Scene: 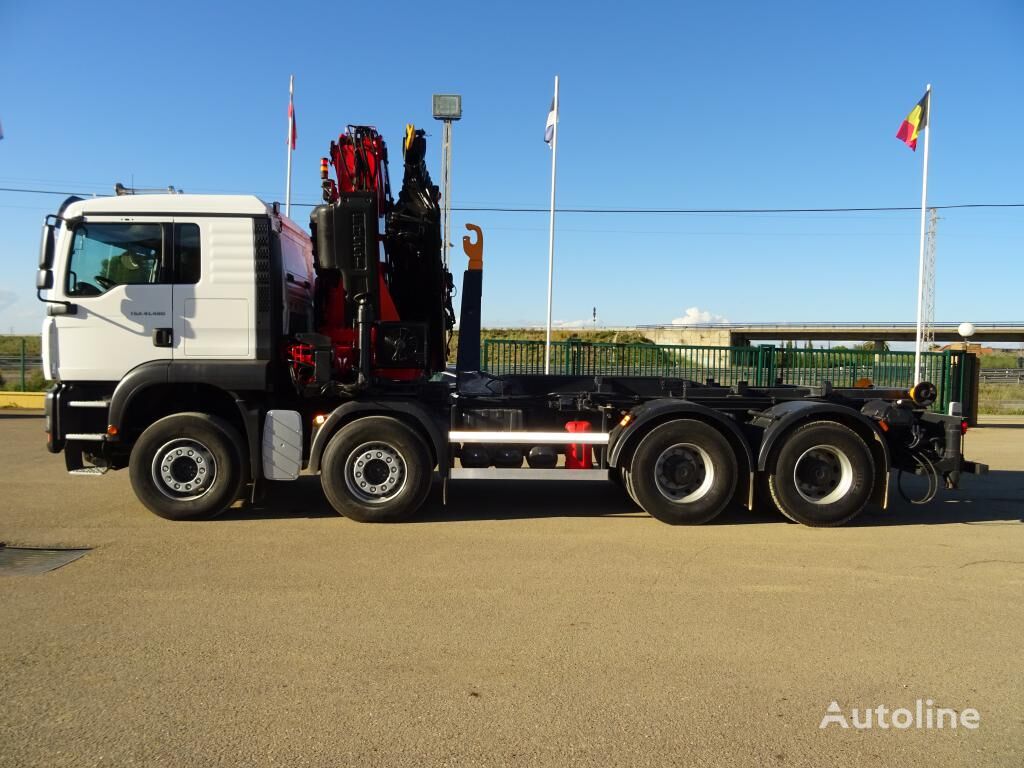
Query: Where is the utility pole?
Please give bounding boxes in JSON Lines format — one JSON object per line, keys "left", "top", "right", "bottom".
{"left": 921, "top": 207, "right": 939, "bottom": 352}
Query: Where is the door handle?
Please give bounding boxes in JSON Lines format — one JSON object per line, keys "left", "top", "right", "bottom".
{"left": 153, "top": 328, "right": 173, "bottom": 347}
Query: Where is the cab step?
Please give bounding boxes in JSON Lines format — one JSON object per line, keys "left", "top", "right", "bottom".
{"left": 69, "top": 466, "right": 108, "bottom": 476}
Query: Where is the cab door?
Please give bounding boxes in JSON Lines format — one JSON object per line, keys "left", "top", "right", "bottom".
{"left": 170, "top": 216, "right": 256, "bottom": 361}
{"left": 52, "top": 218, "right": 174, "bottom": 382}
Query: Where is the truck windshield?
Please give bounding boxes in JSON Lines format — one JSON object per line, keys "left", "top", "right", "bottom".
{"left": 66, "top": 223, "right": 163, "bottom": 296}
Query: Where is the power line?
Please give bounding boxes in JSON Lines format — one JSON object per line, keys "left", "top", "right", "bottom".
{"left": 448, "top": 203, "right": 1024, "bottom": 214}
{"left": 1, "top": 185, "right": 1023, "bottom": 215}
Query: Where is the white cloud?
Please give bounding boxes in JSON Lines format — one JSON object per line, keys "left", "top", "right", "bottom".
{"left": 553, "top": 319, "right": 593, "bottom": 329}
{"left": 671, "top": 306, "right": 729, "bottom": 325}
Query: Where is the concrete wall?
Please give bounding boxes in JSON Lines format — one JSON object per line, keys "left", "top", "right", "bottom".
{"left": 643, "top": 326, "right": 735, "bottom": 348}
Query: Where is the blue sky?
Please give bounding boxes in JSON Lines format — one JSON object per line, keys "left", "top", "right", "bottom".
{"left": 1, "top": 0, "right": 1022, "bottom": 334}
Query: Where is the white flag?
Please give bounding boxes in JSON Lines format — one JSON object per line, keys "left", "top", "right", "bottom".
{"left": 544, "top": 98, "right": 557, "bottom": 144}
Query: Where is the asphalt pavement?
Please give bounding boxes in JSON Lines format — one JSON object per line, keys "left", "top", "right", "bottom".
{"left": 1, "top": 412, "right": 1021, "bottom": 767}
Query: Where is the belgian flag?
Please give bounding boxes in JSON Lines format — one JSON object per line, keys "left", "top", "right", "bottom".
{"left": 896, "top": 91, "right": 929, "bottom": 151}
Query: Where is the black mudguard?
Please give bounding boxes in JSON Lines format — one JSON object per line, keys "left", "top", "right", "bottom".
{"left": 752, "top": 400, "right": 892, "bottom": 509}
{"left": 608, "top": 399, "right": 756, "bottom": 509}
{"left": 307, "top": 400, "right": 448, "bottom": 475}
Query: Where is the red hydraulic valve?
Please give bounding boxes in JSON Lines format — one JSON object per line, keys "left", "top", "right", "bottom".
{"left": 565, "top": 420, "right": 594, "bottom": 469}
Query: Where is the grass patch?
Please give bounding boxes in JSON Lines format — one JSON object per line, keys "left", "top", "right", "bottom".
{"left": 0, "top": 371, "right": 48, "bottom": 392}
{"left": 0, "top": 335, "right": 42, "bottom": 356}
{"left": 446, "top": 328, "right": 656, "bottom": 361}
{"left": 978, "top": 383, "right": 1024, "bottom": 415}
{"left": 976, "top": 352, "right": 1024, "bottom": 369}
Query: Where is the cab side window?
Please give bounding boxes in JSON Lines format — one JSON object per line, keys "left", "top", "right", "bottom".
{"left": 66, "top": 223, "right": 163, "bottom": 297}
{"left": 174, "top": 223, "right": 201, "bottom": 284}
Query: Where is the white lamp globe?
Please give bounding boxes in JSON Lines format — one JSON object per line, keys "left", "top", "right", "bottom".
{"left": 957, "top": 322, "right": 976, "bottom": 338}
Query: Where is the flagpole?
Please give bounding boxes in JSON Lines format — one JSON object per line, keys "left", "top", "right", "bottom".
{"left": 913, "top": 83, "right": 931, "bottom": 385}
{"left": 544, "top": 74, "right": 559, "bottom": 374}
{"left": 285, "top": 74, "right": 294, "bottom": 218}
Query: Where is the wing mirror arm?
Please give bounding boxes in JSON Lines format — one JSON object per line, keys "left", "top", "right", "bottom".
{"left": 36, "top": 286, "right": 77, "bottom": 316}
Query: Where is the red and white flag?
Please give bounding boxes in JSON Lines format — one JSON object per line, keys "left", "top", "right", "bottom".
{"left": 288, "top": 76, "right": 297, "bottom": 149}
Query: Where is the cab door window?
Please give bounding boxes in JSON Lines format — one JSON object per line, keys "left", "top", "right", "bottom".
{"left": 66, "top": 223, "right": 164, "bottom": 297}
{"left": 173, "top": 223, "right": 201, "bottom": 284}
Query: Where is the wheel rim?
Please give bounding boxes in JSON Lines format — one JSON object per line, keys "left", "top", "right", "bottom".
{"left": 793, "top": 444, "right": 854, "bottom": 505}
{"left": 151, "top": 438, "right": 217, "bottom": 501}
{"left": 653, "top": 443, "right": 715, "bottom": 503}
{"left": 343, "top": 441, "right": 408, "bottom": 504}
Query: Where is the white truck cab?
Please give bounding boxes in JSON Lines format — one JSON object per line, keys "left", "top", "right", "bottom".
{"left": 40, "top": 194, "right": 312, "bottom": 383}
{"left": 39, "top": 193, "right": 314, "bottom": 506}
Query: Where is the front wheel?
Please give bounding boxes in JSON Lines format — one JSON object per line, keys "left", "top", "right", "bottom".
{"left": 129, "top": 413, "right": 246, "bottom": 520}
{"left": 320, "top": 416, "right": 433, "bottom": 522}
{"left": 765, "top": 421, "right": 874, "bottom": 527}
{"left": 629, "top": 419, "right": 738, "bottom": 525}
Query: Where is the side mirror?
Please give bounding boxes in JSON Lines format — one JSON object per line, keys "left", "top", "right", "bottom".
{"left": 39, "top": 219, "right": 56, "bottom": 269}
{"left": 36, "top": 269, "right": 53, "bottom": 290}
{"left": 46, "top": 302, "right": 77, "bottom": 316}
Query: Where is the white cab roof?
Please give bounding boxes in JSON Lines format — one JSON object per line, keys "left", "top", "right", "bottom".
{"left": 63, "top": 194, "right": 273, "bottom": 218}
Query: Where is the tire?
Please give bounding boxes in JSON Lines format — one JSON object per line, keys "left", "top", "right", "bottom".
{"left": 320, "top": 416, "right": 432, "bottom": 522}
{"left": 129, "top": 412, "right": 246, "bottom": 521}
{"left": 766, "top": 421, "right": 874, "bottom": 527}
{"left": 629, "top": 419, "right": 738, "bottom": 525}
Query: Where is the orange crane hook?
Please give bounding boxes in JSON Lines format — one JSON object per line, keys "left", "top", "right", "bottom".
{"left": 463, "top": 224, "right": 483, "bottom": 270}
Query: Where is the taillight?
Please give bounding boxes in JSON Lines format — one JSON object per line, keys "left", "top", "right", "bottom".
{"left": 960, "top": 420, "right": 969, "bottom": 436}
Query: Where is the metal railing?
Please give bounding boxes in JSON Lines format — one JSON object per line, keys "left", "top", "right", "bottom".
{"left": 480, "top": 339, "right": 972, "bottom": 415}
{"left": 980, "top": 369, "right": 1024, "bottom": 384}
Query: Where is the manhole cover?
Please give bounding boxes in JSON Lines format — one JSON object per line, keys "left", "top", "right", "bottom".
{"left": 0, "top": 545, "right": 90, "bottom": 576}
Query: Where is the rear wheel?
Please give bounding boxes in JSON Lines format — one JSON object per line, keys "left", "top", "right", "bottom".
{"left": 766, "top": 421, "right": 874, "bottom": 527}
{"left": 129, "top": 413, "right": 246, "bottom": 520}
{"left": 320, "top": 416, "right": 433, "bottom": 522}
{"left": 629, "top": 420, "right": 738, "bottom": 525}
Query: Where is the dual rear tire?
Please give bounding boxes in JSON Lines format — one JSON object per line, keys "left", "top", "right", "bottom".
{"left": 623, "top": 418, "right": 875, "bottom": 527}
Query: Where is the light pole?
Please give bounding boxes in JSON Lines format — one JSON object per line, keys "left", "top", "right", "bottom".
{"left": 432, "top": 94, "right": 462, "bottom": 269}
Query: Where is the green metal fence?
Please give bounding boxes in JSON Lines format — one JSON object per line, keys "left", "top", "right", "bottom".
{"left": 480, "top": 339, "right": 971, "bottom": 415}
{"left": 0, "top": 338, "right": 44, "bottom": 392}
